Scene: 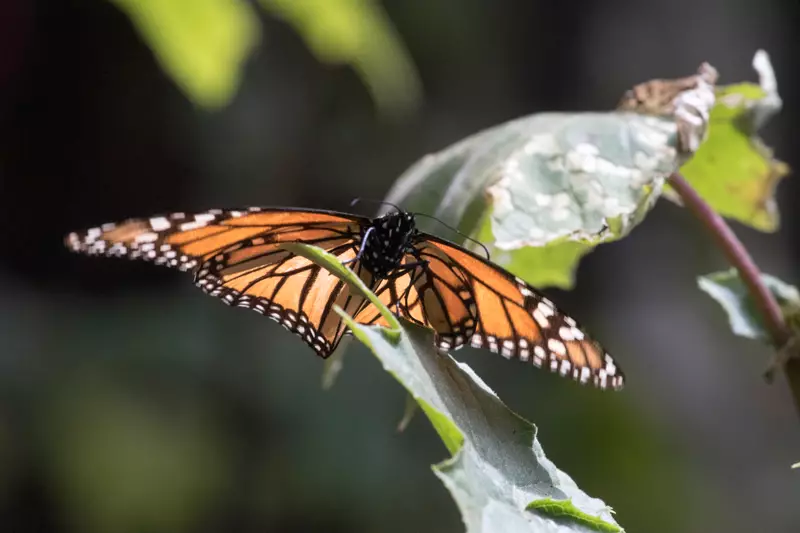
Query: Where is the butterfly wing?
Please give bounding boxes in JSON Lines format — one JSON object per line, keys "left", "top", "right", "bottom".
{"left": 66, "top": 207, "right": 375, "bottom": 357}
{"left": 396, "top": 235, "right": 624, "bottom": 390}
{"left": 65, "top": 208, "right": 365, "bottom": 270}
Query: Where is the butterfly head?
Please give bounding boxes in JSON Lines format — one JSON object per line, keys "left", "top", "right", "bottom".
{"left": 361, "top": 211, "right": 417, "bottom": 278}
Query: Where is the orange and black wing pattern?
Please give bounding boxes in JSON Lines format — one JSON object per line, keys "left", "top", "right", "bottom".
{"left": 394, "top": 235, "right": 624, "bottom": 390}
{"left": 65, "top": 208, "right": 375, "bottom": 357}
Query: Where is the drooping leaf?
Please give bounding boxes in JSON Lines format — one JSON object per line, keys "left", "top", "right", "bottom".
{"left": 384, "top": 112, "right": 678, "bottom": 288}
{"left": 109, "top": 0, "right": 260, "bottom": 109}
{"left": 282, "top": 243, "right": 622, "bottom": 533}
{"left": 259, "top": 0, "right": 422, "bottom": 116}
{"left": 676, "top": 50, "right": 788, "bottom": 232}
{"left": 697, "top": 269, "right": 800, "bottom": 341}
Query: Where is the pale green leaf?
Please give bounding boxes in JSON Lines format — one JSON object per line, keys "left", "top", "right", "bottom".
{"left": 384, "top": 112, "right": 676, "bottom": 288}
{"left": 109, "top": 0, "right": 260, "bottom": 109}
{"left": 697, "top": 269, "right": 800, "bottom": 341}
{"left": 527, "top": 498, "right": 622, "bottom": 533}
{"left": 260, "top": 0, "right": 421, "bottom": 116}
{"left": 282, "top": 243, "right": 622, "bottom": 533}
{"left": 675, "top": 50, "right": 788, "bottom": 232}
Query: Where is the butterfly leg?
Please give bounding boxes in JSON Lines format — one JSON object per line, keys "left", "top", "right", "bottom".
{"left": 342, "top": 226, "right": 374, "bottom": 266}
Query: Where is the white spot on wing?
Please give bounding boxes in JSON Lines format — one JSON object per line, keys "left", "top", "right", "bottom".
{"left": 150, "top": 217, "right": 171, "bottom": 231}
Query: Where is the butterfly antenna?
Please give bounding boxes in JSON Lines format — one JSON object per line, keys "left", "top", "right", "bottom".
{"left": 350, "top": 197, "right": 401, "bottom": 212}
{"left": 413, "top": 213, "right": 491, "bottom": 260}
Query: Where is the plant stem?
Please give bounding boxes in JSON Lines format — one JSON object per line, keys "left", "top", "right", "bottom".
{"left": 668, "top": 172, "right": 800, "bottom": 416}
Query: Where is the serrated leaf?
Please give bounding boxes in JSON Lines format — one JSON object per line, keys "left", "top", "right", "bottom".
{"left": 259, "top": 0, "right": 421, "bottom": 116}
{"left": 697, "top": 269, "right": 800, "bottom": 341}
{"left": 527, "top": 498, "right": 621, "bottom": 533}
{"left": 675, "top": 50, "right": 788, "bottom": 232}
{"left": 282, "top": 243, "right": 622, "bottom": 533}
{"left": 384, "top": 112, "right": 675, "bottom": 288}
{"left": 109, "top": 0, "right": 260, "bottom": 109}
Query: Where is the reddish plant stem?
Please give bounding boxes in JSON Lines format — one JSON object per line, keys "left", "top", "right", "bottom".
{"left": 668, "top": 172, "right": 800, "bottom": 416}
{"left": 668, "top": 172, "right": 789, "bottom": 345}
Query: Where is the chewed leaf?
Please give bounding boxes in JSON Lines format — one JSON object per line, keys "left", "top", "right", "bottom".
{"left": 289, "top": 243, "right": 622, "bottom": 532}
{"left": 675, "top": 50, "right": 788, "bottom": 232}
{"left": 109, "top": 0, "right": 260, "bottom": 109}
{"left": 697, "top": 269, "right": 800, "bottom": 341}
{"left": 527, "top": 498, "right": 622, "bottom": 533}
{"left": 385, "top": 112, "right": 677, "bottom": 288}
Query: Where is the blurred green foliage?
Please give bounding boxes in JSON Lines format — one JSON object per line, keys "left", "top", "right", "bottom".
{"left": 109, "top": 0, "right": 260, "bottom": 109}
{"left": 109, "top": 0, "right": 420, "bottom": 114}
{"left": 261, "top": 0, "right": 422, "bottom": 116}
{"left": 40, "top": 373, "right": 232, "bottom": 533}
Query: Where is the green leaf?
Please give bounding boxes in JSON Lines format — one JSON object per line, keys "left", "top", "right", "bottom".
{"left": 282, "top": 243, "right": 622, "bottom": 532}
{"left": 259, "top": 0, "right": 422, "bottom": 116}
{"left": 527, "top": 498, "right": 622, "bottom": 533}
{"left": 676, "top": 50, "right": 789, "bottom": 232}
{"left": 384, "top": 112, "right": 676, "bottom": 288}
{"left": 697, "top": 269, "right": 800, "bottom": 341}
{"left": 109, "top": 0, "right": 260, "bottom": 109}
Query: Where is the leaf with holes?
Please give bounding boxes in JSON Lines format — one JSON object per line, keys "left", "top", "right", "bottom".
{"left": 284, "top": 243, "right": 623, "bottom": 533}
{"left": 698, "top": 268, "right": 800, "bottom": 341}
{"left": 383, "top": 109, "right": 678, "bottom": 289}
{"left": 674, "top": 50, "right": 788, "bottom": 232}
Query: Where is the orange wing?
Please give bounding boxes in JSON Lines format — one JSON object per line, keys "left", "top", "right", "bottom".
{"left": 395, "top": 236, "right": 624, "bottom": 390}
{"left": 65, "top": 207, "right": 364, "bottom": 271}
{"left": 66, "top": 208, "right": 373, "bottom": 357}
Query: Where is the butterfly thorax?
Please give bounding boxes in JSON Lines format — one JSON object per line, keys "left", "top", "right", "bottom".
{"left": 359, "top": 211, "right": 417, "bottom": 278}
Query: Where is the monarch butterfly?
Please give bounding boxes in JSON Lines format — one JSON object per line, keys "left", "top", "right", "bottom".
{"left": 65, "top": 206, "right": 624, "bottom": 390}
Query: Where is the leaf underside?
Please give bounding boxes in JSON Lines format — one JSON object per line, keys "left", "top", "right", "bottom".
{"left": 284, "top": 243, "right": 622, "bottom": 533}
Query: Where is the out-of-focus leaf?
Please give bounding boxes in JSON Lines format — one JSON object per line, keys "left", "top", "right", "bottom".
{"left": 260, "top": 0, "right": 421, "bottom": 116}
{"left": 109, "top": 0, "right": 260, "bottom": 109}
{"left": 39, "top": 375, "right": 231, "bottom": 533}
{"left": 384, "top": 112, "right": 677, "bottom": 288}
{"left": 282, "top": 243, "right": 622, "bottom": 533}
{"left": 526, "top": 498, "right": 622, "bottom": 532}
{"left": 697, "top": 269, "right": 800, "bottom": 341}
{"left": 676, "top": 50, "right": 788, "bottom": 232}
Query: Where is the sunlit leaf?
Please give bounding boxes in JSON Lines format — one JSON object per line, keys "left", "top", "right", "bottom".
{"left": 676, "top": 50, "right": 788, "bottom": 231}
{"left": 283, "top": 243, "right": 622, "bottom": 533}
{"left": 527, "top": 498, "right": 621, "bottom": 532}
{"left": 260, "top": 0, "right": 421, "bottom": 116}
{"left": 384, "top": 112, "right": 676, "bottom": 288}
{"left": 109, "top": 0, "right": 260, "bottom": 109}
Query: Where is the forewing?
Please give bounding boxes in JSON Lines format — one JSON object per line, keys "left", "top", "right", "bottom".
{"left": 66, "top": 207, "right": 373, "bottom": 357}
{"left": 65, "top": 207, "right": 365, "bottom": 271}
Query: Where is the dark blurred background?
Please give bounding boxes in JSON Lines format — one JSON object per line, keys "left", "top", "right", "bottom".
{"left": 1, "top": 1, "right": 799, "bottom": 532}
